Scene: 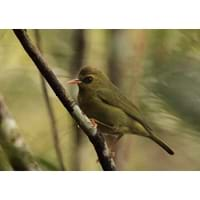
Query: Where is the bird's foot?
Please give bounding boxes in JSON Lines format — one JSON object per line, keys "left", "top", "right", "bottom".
{"left": 109, "top": 150, "right": 116, "bottom": 159}
{"left": 90, "top": 118, "right": 98, "bottom": 128}
{"left": 109, "top": 134, "right": 123, "bottom": 151}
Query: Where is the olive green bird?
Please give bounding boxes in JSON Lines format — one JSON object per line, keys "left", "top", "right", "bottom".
{"left": 68, "top": 66, "right": 174, "bottom": 155}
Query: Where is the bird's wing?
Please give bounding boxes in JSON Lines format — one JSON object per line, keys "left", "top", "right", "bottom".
{"left": 97, "top": 87, "right": 152, "bottom": 132}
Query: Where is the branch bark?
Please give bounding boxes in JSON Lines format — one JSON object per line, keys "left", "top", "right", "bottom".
{"left": 13, "top": 29, "right": 116, "bottom": 171}
{"left": 0, "top": 96, "right": 41, "bottom": 170}
{"left": 34, "top": 30, "right": 66, "bottom": 171}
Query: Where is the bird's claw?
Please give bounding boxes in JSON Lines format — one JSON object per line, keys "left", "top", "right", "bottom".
{"left": 90, "top": 118, "right": 98, "bottom": 128}
{"left": 109, "top": 151, "right": 116, "bottom": 159}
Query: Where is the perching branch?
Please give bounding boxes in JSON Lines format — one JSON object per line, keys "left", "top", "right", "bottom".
{"left": 13, "top": 29, "right": 116, "bottom": 171}
{"left": 0, "top": 96, "right": 41, "bottom": 170}
{"left": 34, "top": 30, "right": 66, "bottom": 171}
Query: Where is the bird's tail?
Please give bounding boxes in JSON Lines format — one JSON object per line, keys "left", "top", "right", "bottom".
{"left": 148, "top": 135, "right": 174, "bottom": 155}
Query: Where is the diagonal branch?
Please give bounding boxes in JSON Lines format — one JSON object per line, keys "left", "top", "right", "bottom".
{"left": 34, "top": 30, "right": 66, "bottom": 171}
{"left": 13, "top": 29, "right": 116, "bottom": 171}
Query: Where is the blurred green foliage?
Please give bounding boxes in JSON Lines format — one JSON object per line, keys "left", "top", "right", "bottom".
{"left": 1, "top": 29, "right": 200, "bottom": 170}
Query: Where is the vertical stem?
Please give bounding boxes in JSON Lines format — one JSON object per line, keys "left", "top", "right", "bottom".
{"left": 13, "top": 29, "right": 116, "bottom": 171}
{"left": 107, "top": 30, "right": 124, "bottom": 87}
{"left": 34, "top": 30, "right": 66, "bottom": 171}
{"left": 70, "top": 29, "right": 85, "bottom": 170}
{"left": 70, "top": 29, "right": 85, "bottom": 75}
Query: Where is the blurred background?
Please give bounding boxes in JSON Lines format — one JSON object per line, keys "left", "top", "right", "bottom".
{"left": 1, "top": 29, "right": 200, "bottom": 170}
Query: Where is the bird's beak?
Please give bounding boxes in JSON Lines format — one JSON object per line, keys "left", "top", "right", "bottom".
{"left": 67, "top": 79, "right": 82, "bottom": 85}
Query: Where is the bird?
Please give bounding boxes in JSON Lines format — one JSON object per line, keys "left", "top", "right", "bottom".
{"left": 67, "top": 66, "right": 174, "bottom": 155}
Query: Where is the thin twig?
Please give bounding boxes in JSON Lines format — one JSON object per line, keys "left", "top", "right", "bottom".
{"left": 34, "top": 30, "right": 66, "bottom": 170}
{"left": 13, "top": 29, "right": 116, "bottom": 171}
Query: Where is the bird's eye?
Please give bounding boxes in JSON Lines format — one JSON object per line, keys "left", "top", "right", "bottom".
{"left": 83, "top": 76, "right": 93, "bottom": 84}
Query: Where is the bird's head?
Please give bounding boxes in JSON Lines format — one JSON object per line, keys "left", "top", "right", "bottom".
{"left": 67, "top": 66, "right": 109, "bottom": 91}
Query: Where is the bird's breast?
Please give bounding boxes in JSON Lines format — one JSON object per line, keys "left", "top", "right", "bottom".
{"left": 78, "top": 93, "right": 99, "bottom": 117}
{"left": 78, "top": 92, "right": 130, "bottom": 135}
